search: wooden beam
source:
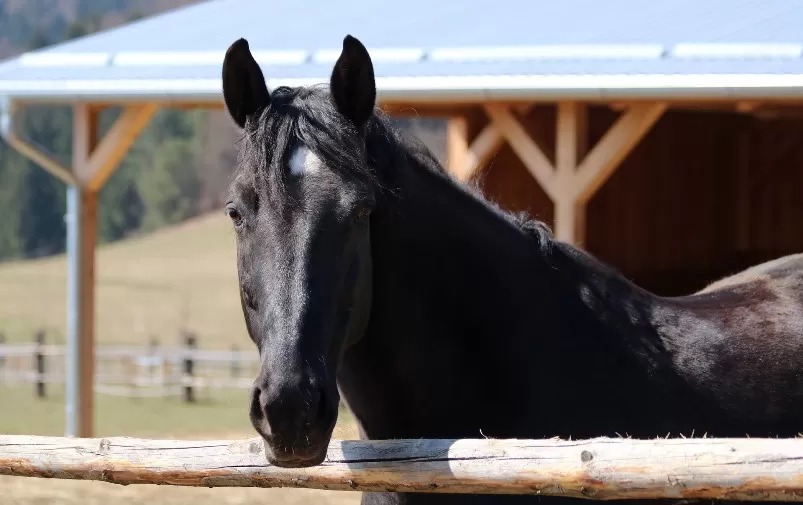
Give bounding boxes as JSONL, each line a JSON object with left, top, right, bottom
{"left": 70, "top": 104, "right": 100, "bottom": 439}
{"left": 456, "top": 125, "right": 500, "bottom": 182}
{"left": 556, "top": 102, "right": 588, "bottom": 178}
{"left": 447, "top": 117, "right": 470, "bottom": 180}
{"left": 553, "top": 102, "right": 589, "bottom": 244}
{"left": 553, "top": 200, "right": 587, "bottom": 246}
{"left": 82, "top": 104, "right": 157, "bottom": 191}
{"left": 457, "top": 104, "right": 534, "bottom": 183}
{"left": 736, "top": 101, "right": 761, "bottom": 113}
{"left": 484, "top": 104, "right": 556, "bottom": 199}
{"left": 0, "top": 131, "right": 75, "bottom": 185}
{"left": 3, "top": 435, "right": 803, "bottom": 501}
{"left": 572, "top": 103, "right": 667, "bottom": 204}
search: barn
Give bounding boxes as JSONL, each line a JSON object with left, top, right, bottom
{"left": 1, "top": 0, "right": 802, "bottom": 436}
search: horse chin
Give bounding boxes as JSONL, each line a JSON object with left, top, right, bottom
{"left": 264, "top": 442, "right": 329, "bottom": 468}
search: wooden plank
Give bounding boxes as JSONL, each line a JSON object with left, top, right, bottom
{"left": 484, "top": 105, "right": 556, "bottom": 200}
{"left": 84, "top": 104, "right": 157, "bottom": 191}
{"left": 572, "top": 103, "right": 667, "bottom": 204}
{"left": 2, "top": 435, "right": 803, "bottom": 500}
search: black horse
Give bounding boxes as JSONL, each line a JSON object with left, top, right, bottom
{"left": 221, "top": 34, "right": 803, "bottom": 505}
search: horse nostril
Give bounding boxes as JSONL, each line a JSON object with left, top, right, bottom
{"left": 250, "top": 386, "right": 265, "bottom": 421}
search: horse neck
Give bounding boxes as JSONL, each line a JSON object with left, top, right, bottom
{"left": 365, "top": 132, "right": 679, "bottom": 366}
{"left": 341, "top": 130, "right": 680, "bottom": 439}
{"left": 371, "top": 153, "right": 553, "bottom": 332}
{"left": 370, "top": 150, "right": 678, "bottom": 373}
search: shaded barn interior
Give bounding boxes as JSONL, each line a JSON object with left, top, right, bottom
{"left": 469, "top": 105, "right": 803, "bottom": 296}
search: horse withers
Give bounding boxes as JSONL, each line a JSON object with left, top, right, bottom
{"left": 220, "top": 33, "right": 803, "bottom": 505}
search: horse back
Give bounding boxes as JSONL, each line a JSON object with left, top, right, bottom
{"left": 697, "top": 253, "right": 803, "bottom": 297}
{"left": 662, "top": 253, "right": 803, "bottom": 432}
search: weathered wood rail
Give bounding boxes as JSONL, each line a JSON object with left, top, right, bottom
{"left": 2, "top": 435, "right": 803, "bottom": 500}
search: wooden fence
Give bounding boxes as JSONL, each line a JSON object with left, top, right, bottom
{"left": 0, "top": 338, "right": 261, "bottom": 401}
{"left": 1, "top": 435, "right": 803, "bottom": 500}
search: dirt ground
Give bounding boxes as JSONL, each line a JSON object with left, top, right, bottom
{"left": 2, "top": 477, "right": 362, "bottom": 505}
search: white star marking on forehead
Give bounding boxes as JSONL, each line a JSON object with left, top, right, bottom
{"left": 288, "top": 146, "right": 323, "bottom": 176}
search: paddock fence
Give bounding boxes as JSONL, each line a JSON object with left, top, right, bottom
{"left": 1, "top": 435, "right": 802, "bottom": 500}
{"left": 0, "top": 335, "right": 261, "bottom": 401}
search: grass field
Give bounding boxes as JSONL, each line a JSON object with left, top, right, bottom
{"left": 0, "top": 212, "right": 249, "bottom": 347}
{"left": 0, "top": 213, "right": 363, "bottom": 504}
{"left": 1, "top": 384, "right": 361, "bottom": 504}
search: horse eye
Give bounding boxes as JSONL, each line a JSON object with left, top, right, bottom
{"left": 226, "top": 205, "right": 243, "bottom": 227}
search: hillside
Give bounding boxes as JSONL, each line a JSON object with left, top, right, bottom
{"left": 0, "top": 1, "right": 448, "bottom": 265}
{"left": 0, "top": 211, "right": 248, "bottom": 347}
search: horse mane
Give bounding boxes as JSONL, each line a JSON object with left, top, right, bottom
{"left": 364, "top": 106, "right": 556, "bottom": 255}
{"left": 236, "top": 82, "right": 555, "bottom": 254}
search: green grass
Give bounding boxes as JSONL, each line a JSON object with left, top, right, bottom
{"left": 0, "top": 384, "right": 358, "bottom": 439}
{"left": 1, "top": 384, "right": 361, "bottom": 505}
{"left": 0, "top": 212, "right": 248, "bottom": 347}
{"left": 0, "top": 214, "right": 364, "bottom": 504}
{"left": 4, "top": 384, "right": 241, "bottom": 437}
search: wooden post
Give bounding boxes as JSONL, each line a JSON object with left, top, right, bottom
{"left": 148, "top": 336, "right": 159, "bottom": 383}
{"left": 553, "top": 102, "right": 589, "bottom": 244}
{"left": 230, "top": 344, "right": 241, "bottom": 379}
{"left": 65, "top": 102, "right": 157, "bottom": 437}
{"left": 67, "top": 104, "right": 99, "bottom": 437}
{"left": 34, "top": 330, "right": 45, "bottom": 399}
{"left": 183, "top": 332, "right": 197, "bottom": 403}
{"left": 125, "top": 355, "right": 138, "bottom": 399}
{"left": 447, "top": 117, "right": 469, "bottom": 179}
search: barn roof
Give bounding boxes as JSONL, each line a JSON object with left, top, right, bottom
{"left": 3, "top": 0, "right": 803, "bottom": 102}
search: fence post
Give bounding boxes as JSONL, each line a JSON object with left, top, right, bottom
{"left": 148, "top": 336, "right": 159, "bottom": 384}
{"left": 183, "top": 332, "right": 196, "bottom": 403}
{"left": 0, "top": 332, "right": 5, "bottom": 372}
{"left": 230, "top": 344, "right": 241, "bottom": 379}
{"left": 34, "top": 330, "right": 45, "bottom": 398}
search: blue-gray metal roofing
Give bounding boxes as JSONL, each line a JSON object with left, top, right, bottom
{"left": 4, "top": 0, "right": 803, "bottom": 102}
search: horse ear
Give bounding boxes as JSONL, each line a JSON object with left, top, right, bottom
{"left": 222, "top": 38, "right": 270, "bottom": 129}
{"left": 329, "top": 35, "right": 376, "bottom": 129}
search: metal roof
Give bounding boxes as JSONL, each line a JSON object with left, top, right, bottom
{"left": 4, "top": 0, "right": 803, "bottom": 102}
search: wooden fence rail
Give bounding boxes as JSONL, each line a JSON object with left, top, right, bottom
{"left": 2, "top": 435, "right": 803, "bottom": 500}
{"left": 0, "top": 342, "right": 261, "bottom": 400}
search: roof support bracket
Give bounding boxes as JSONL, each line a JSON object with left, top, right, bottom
{"left": 0, "top": 98, "right": 76, "bottom": 185}
{"left": 81, "top": 103, "right": 157, "bottom": 191}
{"left": 480, "top": 101, "right": 667, "bottom": 246}
{"left": 484, "top": 104, "right": 557, "bottom": 200}
{"left": 0, "top": 98, "right": 157, "bottom": 438}
{"left": 449, "top": 104, "right": 534, "bottom": 183}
